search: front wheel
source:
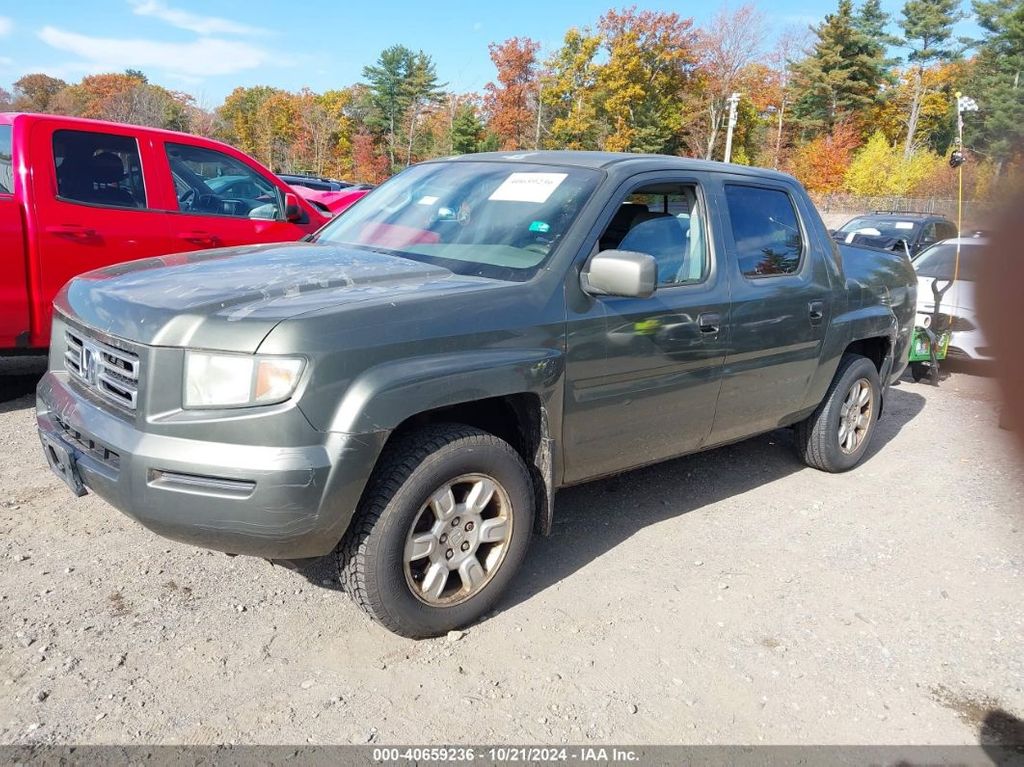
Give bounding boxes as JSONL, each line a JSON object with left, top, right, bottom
{"left": 910, "top": 361, "right": 930, "bottom": 382}
{"left": 336, "top": 424, "right": 534, "bottom": 638}
{"left": 795, "top": 354, "right": 882, "bottom": 473}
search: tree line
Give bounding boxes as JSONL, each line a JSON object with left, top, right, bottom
{"left": 2, "top": 0, "right": 1020, "bottom": 200}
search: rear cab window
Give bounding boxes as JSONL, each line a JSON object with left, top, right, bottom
{"left": 0, "top": 125, "right": 13, "bottom": 194}
{"left": 53, "top": 130, "right": 147, "bottom": 209}
{"left": 724, "top": 184, "right": 804, "bottom": 278}
{"left": 165, "top": 142, "right": 282, "bottom": 220}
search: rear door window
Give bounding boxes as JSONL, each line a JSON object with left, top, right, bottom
{"left": 53, "top": 130, "right": 147, "bottom": 208}
{"left": 724, "top": 184, "right": 804, "bottom": 278}
{"left": 0, "top": 125, "right": 12, "bottom": 194}
{"left": 165, "top": 142, "right": 281, "bottom": 220}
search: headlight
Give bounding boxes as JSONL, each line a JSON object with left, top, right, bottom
{"left": 184, "top": 352, "right": 305, "bottom": 408}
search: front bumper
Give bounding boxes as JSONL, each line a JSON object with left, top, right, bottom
{"left": 36, "top": 371, "right": 386, "bottom": 559}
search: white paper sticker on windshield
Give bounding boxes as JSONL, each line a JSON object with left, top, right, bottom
{"left": 489, "top": 172, "right": 568, "bottom": 203}
{"left": 894, "top": 221, "right": 914, "bottom": 230}
{"left": 417, "top": 195, "right": 439, "bottom": 205}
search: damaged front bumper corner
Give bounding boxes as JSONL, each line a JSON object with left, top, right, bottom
{"left": 35, "top": 371, "right": 387, "bottom": 560}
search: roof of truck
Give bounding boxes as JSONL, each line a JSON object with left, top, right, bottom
{"left": 442, "top": 150, "right": 797, "bottom": 183}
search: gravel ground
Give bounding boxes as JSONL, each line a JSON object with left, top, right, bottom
{"left": 0, "top": 357, "right": 1022, "bottom": 746}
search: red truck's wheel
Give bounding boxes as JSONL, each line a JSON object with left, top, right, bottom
{"left": 795, "top": 354, "right": 881, "bottom": 473}
{"left": 336, "top": 423, "right": 534, "bottom": 638}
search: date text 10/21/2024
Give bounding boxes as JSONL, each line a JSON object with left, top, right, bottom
{"left": 371, "top": 747, "right": 641, "bottom": 762}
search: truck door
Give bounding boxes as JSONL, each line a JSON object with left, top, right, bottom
{"left": 153, "top": 139, "right": 321, "bottom": 252}
{"left": 707, "top": 179, "right": 833, "bottom": 446}
{"left": 562, "top": 174, "right": 730, "bottom": 483}
{"left": 30, "top": 123, "right": 169, "bottom": 344}
{"left": 0, "top": 123, "right": 31, "bottom": 348}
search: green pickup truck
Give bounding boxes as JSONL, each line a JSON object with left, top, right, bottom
{"left": 36, "top": 152, "right": 916, "bottom": 637}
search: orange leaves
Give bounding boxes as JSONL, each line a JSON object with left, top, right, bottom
{"left": 484, "top": 37, "right": 541, "bottom": 151}
{"left": 788, "top": 122, "right": 861, "bottom": 193}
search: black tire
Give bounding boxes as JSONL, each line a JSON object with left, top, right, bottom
{"left": 794, "top": 354, "right": 882, "bottom": 473}
{"left": 910, "top": 362, "right": 929, "bottom": 382}
{"left": 336, "top": 423, "right": 534, "bottom": 638}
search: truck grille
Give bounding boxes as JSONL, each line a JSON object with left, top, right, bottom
{"left": 64, "top": 330, "right": 140, "bottom": 410}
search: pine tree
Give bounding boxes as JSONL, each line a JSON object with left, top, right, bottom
{"left": 450, "top": 102, "right": 484, "bottom": 154}
{"left": 854, "top": 0, "right": 901, "bottom": 67}
{"left": 898, "top": 0, "right": 965, "bottom": 157}
{"left": 969, "top": 0, "right": 1024, "bottom": 174}
{"left": 362, "top": 46, "right": 443, "bottom": 171}
{"left": 790, "top": 0, "right": 888, "bottom": 136}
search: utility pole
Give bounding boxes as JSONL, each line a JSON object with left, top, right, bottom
{"left": 534, "top": 81, "right": 543, "bottom": 150}
{"left": 723, "top": 92, "right": 741, "bottom": 163}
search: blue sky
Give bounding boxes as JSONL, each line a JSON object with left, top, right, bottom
{"left": 0, "top": 0, "right": 982, "bottom": 106}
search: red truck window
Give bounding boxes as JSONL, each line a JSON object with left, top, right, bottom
{"left": 0, "top": 125, "right": 12, "bottom": 194}
{"left": 165, "top": 142, "right": 282, "bottom": 221}
{"left": 53, "top": 129, "right": 147, "bottom": 209}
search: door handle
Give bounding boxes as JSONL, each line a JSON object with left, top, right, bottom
{"left": 47, "top": 224, "right": 97, "bottom": 241}
{"left": 808, "top": 300, "right": 825, "bottom": 325}
{"left": 698, "top": 312, "right": 721, "bottom": 335}
{"left": 177, "top": 231, "right": 217, "bottom": 246}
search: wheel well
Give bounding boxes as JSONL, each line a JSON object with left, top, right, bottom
{"left": 845, "top": 337, "right": 890, "bottom": 372}
{"left": 387, "top": 394, "right": 553, "bottom": 534}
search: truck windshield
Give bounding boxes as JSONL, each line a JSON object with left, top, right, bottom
{"left": 0, "top": 125, "right": 12, "bottom": 194}
{"left": 314, "top": 161, "right": 601, "bottom": 280}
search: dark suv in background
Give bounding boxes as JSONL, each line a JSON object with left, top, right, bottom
{"left": 833, "top": 211, "right": 958, "bottom": 258}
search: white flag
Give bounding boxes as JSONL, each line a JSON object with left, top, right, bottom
{"left": 958, "top": 95, "right": 979, "bottom": 112}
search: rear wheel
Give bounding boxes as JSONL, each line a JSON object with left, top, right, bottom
{"left": 795, "top": 354, "right": 882, "bottom": 473}
{"left": 337, "top": 424, "right": 534, "bottom": 638}
{"left": 910, "top": 361, "right": 930, "bottom": 382}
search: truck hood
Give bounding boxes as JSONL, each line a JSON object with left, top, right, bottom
{"left": 57, "top": 242, "right": 474, "bottom": 352}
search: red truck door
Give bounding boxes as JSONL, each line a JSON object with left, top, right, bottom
{"left": 0, "top": 122, "right": 32, "bottom": 348}
{"left": 151, "top": 138, "right": 324, "bottom": 252}
{"left": 29, "top": 121, "right": 170, "bottom": 343}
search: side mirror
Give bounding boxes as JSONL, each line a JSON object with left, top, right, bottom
{"left": 581, "top": 250, "right": 657, "bottom": 298}
{"left": 284, "top": 192, "right": 304, "bottom": 223}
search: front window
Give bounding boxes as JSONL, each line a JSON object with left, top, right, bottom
{"left": 914, "top": 243, "right": 981, "bottom": 282}
{"left": 597, "top": 183, "right": 709, "bottom": 287}
{"left": 314, "top": 161, "right": 601, "bottom": 280}
{"left": 166, "top": 142, "right": 282, "bottom": 220}
{"left": 0, "top": 125, "right": 12, "bottom": 194}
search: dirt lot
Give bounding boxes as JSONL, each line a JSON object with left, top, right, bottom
{"left": 1, "top": 357, "right": 1022, "bottom": 746}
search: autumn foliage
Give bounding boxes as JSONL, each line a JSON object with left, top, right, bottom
{"left": 484, "top": 38, "right": 542, "bottom": 151}
{"left": 788, "top": 123, "right": 862, "bottom": 194}
{"left": 1, "top": 0, "right": 1019, "bottom": 194}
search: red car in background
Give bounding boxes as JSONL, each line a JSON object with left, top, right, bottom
{"left": 278, "top": 173, "right": 373, "bottom": 216}
{"left": 0, "top": 112, "right": 331, "bottom": 352}
{"left": 290, "top": 185, "right": 370, "bottom": 216}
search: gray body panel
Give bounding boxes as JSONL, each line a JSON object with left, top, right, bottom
{"left": 36, "top": 152, "right": 916, "bottom": 559}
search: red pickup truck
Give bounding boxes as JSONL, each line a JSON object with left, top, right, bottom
{"left": 0, "top": 113, "right": 330, "bottom": 352}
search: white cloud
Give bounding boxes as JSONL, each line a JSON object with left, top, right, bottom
{"left": 0, "top": 17, "right": 13, "bottom": 36}
{"left": 129, "top": 0, "right": 267, "bottom": 37}
{"left": 38, "top": 26, "right": 272, "bottom": 78}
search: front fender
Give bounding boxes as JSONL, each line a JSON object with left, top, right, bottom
{"left": 325, "top": 348, "right": 565, "bottom": 434}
